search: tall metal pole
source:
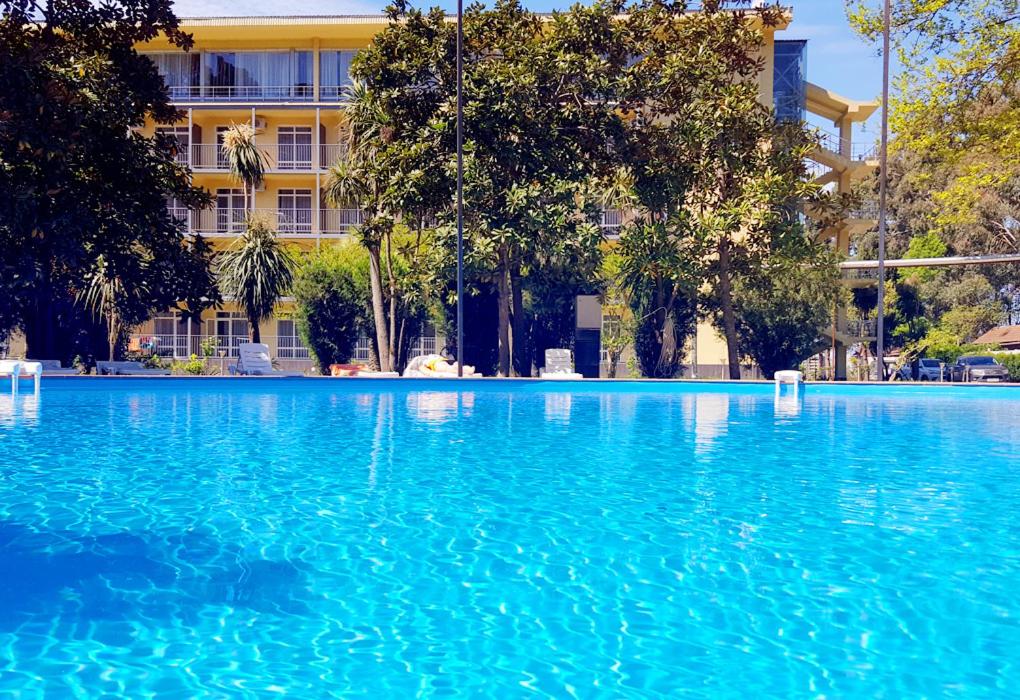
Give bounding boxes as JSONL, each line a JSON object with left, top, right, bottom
{"left": 455, "top": 0, "right": 465, "bottom": 377}
{"left": 875, "top": 0, "right": 890, "bottom": 381}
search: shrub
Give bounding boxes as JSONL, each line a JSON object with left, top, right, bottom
{"left": 171, "top": 354, "right": 207, "bottom": 375}
{"left": 993, "top": 353, "right": 1020, "bottom": 381}
{"left": 293, "top": 243, "right": 366, "bottom": 373}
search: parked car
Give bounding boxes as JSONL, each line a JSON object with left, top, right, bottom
{"left": 917, "top": 358, "right": 946, "bottom": 381}
{"left": 947, "top": 355, "right": 1010, "bottom": 383}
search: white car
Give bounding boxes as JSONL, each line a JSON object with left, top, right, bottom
{"left": 917, "top": 358, "right": 945, "bottom": 381}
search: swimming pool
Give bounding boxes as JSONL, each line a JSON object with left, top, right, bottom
{"left": 1, "top": 379, "right": 1017, "bottom": 697}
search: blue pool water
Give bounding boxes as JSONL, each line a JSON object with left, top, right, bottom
{"left": 0, "top": 379, "right": 1018, "bottom": 697}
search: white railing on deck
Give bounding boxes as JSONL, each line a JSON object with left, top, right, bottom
{"left": 167, "top": 85, "right": 315, "bottom": 101}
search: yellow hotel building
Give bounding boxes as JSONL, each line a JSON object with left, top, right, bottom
{"left": 125, "top": 14, "right": 877, "bottom": 377}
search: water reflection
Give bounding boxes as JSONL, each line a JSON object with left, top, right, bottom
{"left": 544, "top": 392, "right": 572, "bottom": 423}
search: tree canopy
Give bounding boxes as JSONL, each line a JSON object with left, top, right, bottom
{"left": 0, "top": 0, "right": 216, "bottom": 361}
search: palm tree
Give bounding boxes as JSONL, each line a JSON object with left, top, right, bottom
{"left": 217, "top": 214, "right": 295, "bottom": 343}
{"left": 324, "top": 81, "right": 396, "bottom": 372}
{"left": 220, "top": 122, "right": 267, "bottom": 212}
{"left": 79, "top": 255, "right": 148, "bottom": 361}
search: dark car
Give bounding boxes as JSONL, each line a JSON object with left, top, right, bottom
{"left": 947, "top": 355, "right": 1010, "bottom": 383}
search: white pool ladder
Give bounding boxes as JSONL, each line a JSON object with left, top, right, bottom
{"left": 774, "top": 370, "right": 803, "bottom": 399}
{"left": 0, "top": 360, "right": 42, "bottom": 395}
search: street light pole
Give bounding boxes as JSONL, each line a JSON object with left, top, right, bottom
{"left": 875, "top": 0, "right": 890, "bottom": 381}
{"left": 455, "top": 0, "right": 465, "bottom": 377}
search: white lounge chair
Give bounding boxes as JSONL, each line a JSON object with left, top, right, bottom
{"left": 96, "top": 361, "right": 171, "bottom": 376}
{"left": 540, "top": 349, "right": 583, "bottom": 380}
{"left": 230, "top": 343, "right": 303, "bottom": 377}
{"left": 30, "top": 360, "right": 79, "bottom": 376}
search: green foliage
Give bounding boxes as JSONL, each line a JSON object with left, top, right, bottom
{"left": 293, "top": 243, "right": 367, "bottom": 373}
{"left": 993, "top": 353, "right": 1020, "bottom": 382}
{"left": 938, "top": 305, "right": 1000, "bottom": 343}
{"left": 731, "top": 251, "right": 842, "bottom": 380}
{"left": 0, "top": 0, "right": 213, "bottom": 363}
{"left": 354, "top": 0, "right": 620, "bottom": 375}
{"left": 171, "top": 354, "right": 209, "bottom": 375}
{"left": 902, "top": 232, "right": 948, "bottom": 284}
{"left": 598, "top": 250, "right": 636, "bottom": 378}
{"left": 220, "top": 123, "right": 268, "bottom": 196}
{"left": 216, "top": 215, "right": 296, "bottom": 343}
{"left": 847, "top": 0, "right": 1020, "bottom": 233}
{"left": 619, "top": 219, "right": 698, "bottom": 377}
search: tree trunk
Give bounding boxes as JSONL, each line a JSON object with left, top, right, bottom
{"left": 396, "top": 316, "right": 407, "bottom": 373}
{"left": 717, "top": 240, "right": 741, "bottom": 380}
{"left": 385, "top": 231, "right": 397, "bottom": 365}
{"left": 367, "top": 244, "right": 390, "bottom": 372}
{"left": 495, "top": 255, "right": 512, "bottom": 377}
{"left": 510, "top": 265, "right": 527, "bottom": 377}
{"left": 249, "top": 313, "right": 261, "bottom": 343}
{"left": 107, "top": 315, "right": 119, "bottom": 362}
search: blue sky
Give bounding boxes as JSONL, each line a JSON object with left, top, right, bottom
{"left": 173, "top": 0, "right": 884, "bottom": 140}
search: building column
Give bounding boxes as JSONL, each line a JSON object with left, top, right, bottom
{"left": 838, "top": 115, "right": 853, "bottom": 161}
{"left": 313, "top": 38, "right": 321, "bottom": 102}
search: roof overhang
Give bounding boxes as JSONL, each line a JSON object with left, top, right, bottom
{"left": 806, "top": 82, "right": 879, "bottom": 124}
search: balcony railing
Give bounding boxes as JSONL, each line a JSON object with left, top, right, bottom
{"left": 841, "top": 268, "right": 880, "bottom": 282}
{"left": 845, "top": 319, "right": 877, "bottom": 338}
{"left": 815, "top": 128, "right": 879, "bottom": 161}
{"left": 166, "top": 85, "right": 315, "bottom": 102}
{"left": 320, "top": 208, "right": 364, "bottom": 235}
{"left": 184, "top": 143, "right": 345, "bottom": 171}
{"left": 849, "top": 201, "right": 880, "bottom": 220}
{"left": 132, "top": 334, "right": 311, "bottom": 360}
{"left": 600, "top": 209, "right": 624, "bottom": 237}
{"left": 168, "top": 207, "right": 363, "bottom": 237}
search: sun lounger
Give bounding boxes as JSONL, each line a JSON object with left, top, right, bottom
{"left": 229, "top": 343, "right": 303, "bottom": 377}
{"left": 30, "top": 360, "right": 79, "bottom": 376}
{"left": 540, "top": 348, "right": 584, "bottom": 380}
{"left": 96, "top": 361, "right": 171, "bottom": 376}
{"left": 402, "top": 354, "right": 479, "bottom": 378}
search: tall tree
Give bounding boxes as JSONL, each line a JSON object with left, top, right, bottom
{"left": 216, "top": 215, "right": 295, "bottom": 344}
{"left": 848, "top": 0, "right": 1020, "bottom": 232}
{"left": 0, "top": 0, "right": 214, "bottom": 361}
{"left": 323, "top": 82, "right": 403, "bottom": 372}
{"left": 729, "top": 246, "right": 842, "bottom": 379}
{"left": 353, "top": 0, "right": 621, "bottom": 376}
{"left": 613, "top": 0, "right": 807, "bottom": 379}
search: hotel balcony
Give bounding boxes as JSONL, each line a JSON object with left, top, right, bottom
{"left": 180, "top": 143, "right": 347, "bottom": 172}
{"left": 168, "top": 207, "right": 364, "bottom": 238}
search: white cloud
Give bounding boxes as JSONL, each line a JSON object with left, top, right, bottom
{"left": 173, "top": 0, "right": 383, "bottom": 17}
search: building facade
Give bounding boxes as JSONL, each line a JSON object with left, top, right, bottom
{"left": 2, "top": 15, "right": 878, "bottom": 376}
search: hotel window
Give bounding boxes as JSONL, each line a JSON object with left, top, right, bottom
{"left": 278, "top": 189, "right": 313, "bottom": 233}
{"left": 319, "top": 50, "right": 357, "bottom": 100}
{"left": 156, "top": 125, "right": 190, "bottom": 166}
{"left": 215, "top": 188, "right": 247, "bottom": 233}
{"left": 209, "top": 312, "right": 249, "bottom": 357}
{"left": 147, "top": 52, "right": 200, "bottom": 99}
{"left": 773, "top": 41, "right": 807, "bottom": 123}
{"left": 276, "top": 319, "right": 310, "bottom": 359}
{"left": 204, "top": 51, "right": 313, "bottom": 100}
{"left": 277, "top": 126, "right": 312, "bottom": 170}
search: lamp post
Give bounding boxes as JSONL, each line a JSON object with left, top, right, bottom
{"left": 455, "top": 0, "right": 465, "bottom": 377}
{"left": 875, "top": 0, "right": 890, "bottom": 381}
